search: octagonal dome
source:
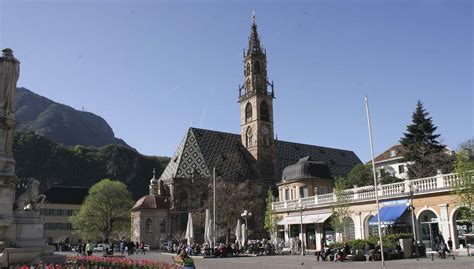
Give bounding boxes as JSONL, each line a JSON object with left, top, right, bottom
{"left": 281, "top": 156, "right": 332, "bottom": 182}
{"left": 131, "top": 194, "right": 169, "bottom": 211}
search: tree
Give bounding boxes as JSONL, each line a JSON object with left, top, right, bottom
{"left": 343, "top": 164, "right": 373, "bottom": 188}
{"left": 378, "top": 166, "right": 403, "bottom": 185}
{"left": 331, "top": 180, "right": 351, "bottom": 242}
{"left": 202, "top": 180, "right": 265, "bottom": 243}
{"left": 264, "top": 188, "right": 279, "bottom": 239}
{"left": 70, "top": 179, "right": 133, "bottom": 242}
{"left": 459, "top": 138, "right": 474, "bottom": 153}
{"left": 13, "top": 131, "right": 170, "bottom": 200}
{"left": 453, "top": 144, "right": 474, "bottom": 224}
{"left": 400, "top": 100, "right": 453, "bottom": 178}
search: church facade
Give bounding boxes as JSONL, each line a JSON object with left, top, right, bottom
{"left": 158, "top": 17, "right": 362, "bottom": 236}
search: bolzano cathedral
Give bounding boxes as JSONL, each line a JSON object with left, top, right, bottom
{"left": 132, "top": 15, "right": 361, "bottom": 246}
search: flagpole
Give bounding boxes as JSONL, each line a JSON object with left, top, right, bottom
{"left": 213, "top": 167, "right": 216, "bottom": 248}
{"left": 365, "top": 95, "right": 385, "bottom": 266}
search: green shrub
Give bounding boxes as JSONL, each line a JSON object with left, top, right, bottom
{"left": 347, "top": 239, "right": 366, "bottom": 250}
{"left": 328, "top": 242, "right": 345, "bottom": 250}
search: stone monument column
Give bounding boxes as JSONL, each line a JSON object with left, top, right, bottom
{"left": 0, "top": 48, "right": 19, "bottom": 237}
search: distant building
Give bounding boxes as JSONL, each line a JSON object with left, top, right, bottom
{"left": 372, "top": 144, "right": 408, "bottom": 179}
{"left": 40, "top": 186, "right": 88, "bottom": 244}
{"left": 131, "top": 169, "right": 170, "bottom": 249}
{"left": 371, "top": 144, "right": 455, "bottom": 180}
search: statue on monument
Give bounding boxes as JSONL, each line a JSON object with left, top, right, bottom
{"left": 15, "top": 178, "right": 46, "bottom": 211}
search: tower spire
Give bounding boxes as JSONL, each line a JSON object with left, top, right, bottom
{"left": 247, "top": 11, "right": 262, "bottom": 55}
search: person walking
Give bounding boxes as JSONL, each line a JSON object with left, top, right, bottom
{"left": 120, "top": 240, "right": 125, "bottom": 255}
{"left": 447, "top": 237, "right": 453, "bottom": 252}
{"left": 85, "top": 241, "right": 94, "bottom": 256}
{"left": 0, "top": 242, "right": 9, "bottom": 269}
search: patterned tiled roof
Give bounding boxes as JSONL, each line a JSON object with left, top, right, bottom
{"left": 160, "top": 128, "right": 258, "bottom": 183}
{"left": 159, "top": 128, "right": 361, "bottom": 183}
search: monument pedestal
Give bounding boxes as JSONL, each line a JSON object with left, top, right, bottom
{"left": 0, "top": 187, "right": 14, "bottom": 228}
{"left": 4, "top": 211, "right": 46, "bottom": 247}
{"left": 0, "top": 48, "right": 65, "bottom": 265}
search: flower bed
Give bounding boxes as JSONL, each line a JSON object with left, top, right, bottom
{"left": 18, "top": 255, "right": 179, "bottom": 269}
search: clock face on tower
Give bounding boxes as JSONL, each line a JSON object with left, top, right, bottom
{"left": 247, "top": 127, "right": 253, "bottom": 137}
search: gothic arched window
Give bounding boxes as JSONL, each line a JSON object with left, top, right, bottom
{"left": 179, "top": 192, "right": 188, "bottom": 210}
{"left": 260, "top": 101, "right": 269, "bottom": 121}
{"left": 254, "top": 61, "right": 261, "bottom": 74}
{"left": 245, "top": 103, "right": 252, "bottom": 123}
{"left": 159, "top": 219, "right": 166, "bottom": 233}
{"left": 246, "top": 127, "right": 253, "bottom": 148}
{"left": 145, "top": 218, "right": 152, "bottom": 233}
{"left": 245, "top": 63, "right": 250, "bottom": 76}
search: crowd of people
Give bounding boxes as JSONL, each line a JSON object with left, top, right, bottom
{"left": 74, "top": 239, "right": 148, "bottom": 256}
{"left": 167, "top": 239, "right": 277, "bottom": 257}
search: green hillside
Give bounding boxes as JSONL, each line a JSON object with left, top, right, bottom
{"left": 13, "top": 131, "right": 170, "bottom": 199}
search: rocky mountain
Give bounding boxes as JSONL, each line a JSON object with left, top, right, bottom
{"left": 15, "top": 87, "right": 128, "bottom": 147}
{"left": 14, "top": 131, "right": 170, "bottom": 199}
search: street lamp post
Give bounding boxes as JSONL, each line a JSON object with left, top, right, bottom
{"left": 241, "top": 210, "right": 252, "bottom": 246}
{"left": 295, "top": 204, "right": 306, "bottom": 256}
{"left": 207, "top": 167, "right": 217, "bottom": 248}
{"left": 401, "top": 182, "right": 419, "bottom": 256}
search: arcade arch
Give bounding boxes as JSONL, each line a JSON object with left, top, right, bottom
{"left": 451, "top": 206, "right": 473, "bottom": 249}
{"left": 418, "top": 209, "right": 441, "bottom": 250}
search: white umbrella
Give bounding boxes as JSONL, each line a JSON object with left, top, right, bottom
{"left": 235, "top": 219, "right": 241, "bottom": 245}
{"left": 207, "top": 218, "right": 213, "bottom": 247}
{"left": 185, "top": 212, "right": 194, "bottom": 246}
{"left": 241, "top": 223, "right": 247, "bottom": 247}
{"left": 204, "top": 209, "right": 210, "bottom": 245}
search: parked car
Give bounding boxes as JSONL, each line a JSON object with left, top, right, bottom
{"left": 93, "top": 243, "right": 107, "bottom": 252}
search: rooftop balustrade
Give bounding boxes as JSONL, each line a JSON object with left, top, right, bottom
{"left": 272, "top": 172, "right": 467, "bottom": 212}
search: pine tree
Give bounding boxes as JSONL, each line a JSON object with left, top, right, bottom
{"left": 400, "top": 101, "right": 452, "bottom": 178}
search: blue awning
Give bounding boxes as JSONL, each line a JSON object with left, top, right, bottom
{"left": 369, "top": 205, "right": 408, "bottom": 226}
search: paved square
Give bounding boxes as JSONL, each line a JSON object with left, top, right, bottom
{"left": 58, "top": 251, "right": 474, "bottom": 269}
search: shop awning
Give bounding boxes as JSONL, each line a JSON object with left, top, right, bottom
{"left": 277, "top": 213, "right": 332, "bottom": 225}
{"left": 369, "top": 205, "right": 408, "bottom": 226}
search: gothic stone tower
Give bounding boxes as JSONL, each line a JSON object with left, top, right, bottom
{"left": 239, "top": 15, "right": 276, "bottom": 184}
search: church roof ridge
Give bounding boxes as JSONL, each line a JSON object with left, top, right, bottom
{"left": 190, "top": 127, "right": 359, "bottom": 155}
{"left": 189, "top": 127, "right": 240, "bottom": 137}
{"left": 276, "top": 139, "right": 359, "bottom": 155}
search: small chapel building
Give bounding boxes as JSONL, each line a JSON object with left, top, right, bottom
{"left": 131, "top": 169, "right": 170, "bottom": 249}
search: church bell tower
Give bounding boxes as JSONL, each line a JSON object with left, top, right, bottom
{"left": 239, "top": 13, "right": 276, "bottom": 183}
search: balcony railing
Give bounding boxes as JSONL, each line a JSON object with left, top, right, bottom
{"left": 272, "top": 172, "right": 467, "bottom": 212}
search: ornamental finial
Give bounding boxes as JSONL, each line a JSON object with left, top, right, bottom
{"left": 252, "top": 10, "right": 256, "bottom": 24}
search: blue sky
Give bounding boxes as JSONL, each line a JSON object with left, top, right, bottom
{"left": 1, "top": 0, "right": 472, "bottom": 162}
